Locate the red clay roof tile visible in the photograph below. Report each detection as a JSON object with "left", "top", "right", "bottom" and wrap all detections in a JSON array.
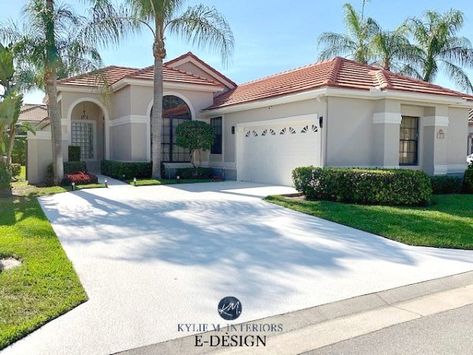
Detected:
[
  {"left": 58, "top": 63, "right": 222, "bottom": 88},
  {"left": 209, "top": 57, "right": 473, "bottom": 109}
]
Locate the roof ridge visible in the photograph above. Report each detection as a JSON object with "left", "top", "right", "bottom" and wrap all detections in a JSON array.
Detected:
[
  {"left": 237, "top": 58, "right": 336, "bottom": 87},
  {"left": 125, "top": 63, "right": 221, "bottom": 86}
]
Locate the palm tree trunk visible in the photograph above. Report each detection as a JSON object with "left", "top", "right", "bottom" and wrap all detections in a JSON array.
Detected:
[
  {"left": 45, "top": 72, "right": 64, "bottom": 185},
  {"left": 45, "top": 0, "right": 63, "bottom": 185},
  {"left": 151, "top": 22, "right": 165, "bottom": 178}
]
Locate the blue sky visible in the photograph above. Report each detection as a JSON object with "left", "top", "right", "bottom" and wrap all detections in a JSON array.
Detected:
[{"left": 2, "top": 0, "right": 473, "bottom": 103}]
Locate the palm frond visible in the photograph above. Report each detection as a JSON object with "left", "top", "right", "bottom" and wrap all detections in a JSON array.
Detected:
[
  {"left": 442, "top": 60, "right": 473, "bottom": 92},
  {"left": 166, "top": 4, "right": 234, "bottom": 64}
]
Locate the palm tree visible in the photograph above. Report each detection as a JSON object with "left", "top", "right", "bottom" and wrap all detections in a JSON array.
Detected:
[
  {"left": 404, "top": 9, "right": 473, "bottom": 92},
  {"left": 1, "top": 0, "right": 129, "bottom": 185},
  {"left": 125, "top": 0, "right": 234, "bottom": 178},
  {"left": 317, "top": 3, "right": 377, "bottom": 64},
  {"left": 0, "top": 44, "right": 23, "bottom": 168},
  {"left": 370, "top": 22, "right": 423, "bottom": 71}
]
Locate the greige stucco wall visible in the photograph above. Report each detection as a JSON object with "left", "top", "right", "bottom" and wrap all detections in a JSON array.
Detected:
[
  {"left": 326, "top": 97, "right": 374, "bottom": 166},
  {"left": 448, "top": 107, "right": 469, "bottom": 166}
]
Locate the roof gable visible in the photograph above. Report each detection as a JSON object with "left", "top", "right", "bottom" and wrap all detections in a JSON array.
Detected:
[{"left": 165, "top": 52, "right": 237, "bottom": 89}]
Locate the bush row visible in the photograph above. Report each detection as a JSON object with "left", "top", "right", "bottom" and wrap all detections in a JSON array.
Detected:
[
  {"left": 293, "top": 167, "right": 432, "bottom": 206},
  {"left": 101, "top": 160, "right": 152, "bottom": 180}
]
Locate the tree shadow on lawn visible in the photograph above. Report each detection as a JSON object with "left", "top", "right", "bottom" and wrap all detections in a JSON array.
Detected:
[{"left": 36, "top": 189, "right": 446, "bottom": 299}]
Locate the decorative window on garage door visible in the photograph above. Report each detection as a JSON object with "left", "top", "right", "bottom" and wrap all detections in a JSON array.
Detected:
[{"left": 244, "top": 123, "right": 319, "bottom": 138}]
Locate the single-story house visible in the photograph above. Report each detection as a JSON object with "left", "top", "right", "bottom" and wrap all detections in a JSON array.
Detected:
[{"left": 27, "top": 52, "right": 473, "bottom": 185}]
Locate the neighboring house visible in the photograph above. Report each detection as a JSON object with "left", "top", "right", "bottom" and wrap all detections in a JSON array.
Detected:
[
  {"left": 468, "top": 110, "right": 473, "bottom": 155},
  {"left": 27, "top": 53, "right": 473, "bottom": 185},
  {"left": 18, "top": 104, "right": 48, "bottom": 128}
]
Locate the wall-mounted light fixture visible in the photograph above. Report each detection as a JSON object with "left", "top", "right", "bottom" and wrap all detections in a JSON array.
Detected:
[
  {"left": 231, "top": 126, "right": 235, "bottom": 135},
  {"left": 437, "top": 129, "right": 445, "bottom": 140},
  {"left": 81, "top": 103, "right": 89, "bottom": 120},
  {"left": 319, "top": 116, "right": 324, "bottom": 128}
]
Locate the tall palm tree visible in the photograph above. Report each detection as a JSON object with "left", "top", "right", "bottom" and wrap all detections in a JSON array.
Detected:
[
  {"left": 317, "top": 3, "right": 377, "bottom": 64},
  {"left": 370, "top": 22, "right": 423, "bottom": 71},
  {"left": 404, "top": 9, "right": 473, "bottom": 92},
  {"left": 126, "top": 0, "right": 234, "bottom": 178},
  {"left": 1, "top": 0, "right": 129, "bottom": 184}
]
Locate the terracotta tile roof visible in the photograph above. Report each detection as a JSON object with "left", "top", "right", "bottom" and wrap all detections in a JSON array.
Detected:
[
  {"left": 58, "top": 66, "right": 139, "bottom": 87},
  {"left": 165, "top": 51, "right": 237, "bottom": 88},
  {"left": 19, "top": 104, "right": 48, "bottom": 122},
  {"left": 209, "top": 57, "right": 473, "bottom": 109},
  {"left": 58, "top": 63, "right": 222, "bottom": 88},
  {"left": 125, "top": 65, "right": 222, "bottom": 87}
]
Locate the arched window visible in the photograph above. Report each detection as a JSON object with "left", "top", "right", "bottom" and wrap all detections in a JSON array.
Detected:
[{"left": 151, "top": 95, "right": 192, "bottom": 162}]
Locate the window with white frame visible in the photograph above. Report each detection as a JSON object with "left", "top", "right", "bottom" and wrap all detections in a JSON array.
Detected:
[{"left": 71, "top": 121, "right": 95, "bottom": 160}]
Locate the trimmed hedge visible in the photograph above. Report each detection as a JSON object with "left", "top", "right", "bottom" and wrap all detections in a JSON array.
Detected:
[
  {"left": 175, "top": 167, "right": 213, "bottom": 179},
  {"left": 101, "top": 160, "right": 152, "bottom": 180},
  {"left": 293, "top": 167, "right": 432, "bottom": 206},
  {"left": 430, "top": 175, "right": 463, "bottom": 194},
  {"left": 464, "top": 166, "right": 473, "bottom": 194},
  {"left": 68, "top": 146, "right": 81, "bottom": 162},
  {"left": 47, "top": 161, "right": 88, "bottom": 184}
]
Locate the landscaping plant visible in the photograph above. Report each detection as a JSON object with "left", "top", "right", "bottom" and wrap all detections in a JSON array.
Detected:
[
  {"left": 293, "top": 167, "right": 432, "bottom": 206},
  {"left": 175, "top": 120, "right": 214, "bottom": 175}
]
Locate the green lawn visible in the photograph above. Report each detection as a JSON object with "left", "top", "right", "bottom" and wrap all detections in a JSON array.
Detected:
[
  {"left": 0, "top": 169, "right": 96, "bottom": 349},
  {"left": 128, "top": 178, "right": 214, "bottom": 186},
  {"left": 265, "top": 194, "right": 473, "bottom": 249}
]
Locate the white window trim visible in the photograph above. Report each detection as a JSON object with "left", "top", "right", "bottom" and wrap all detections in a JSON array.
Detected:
[{"left": 71, "top": 119, "right": 97, "bottom": 161}]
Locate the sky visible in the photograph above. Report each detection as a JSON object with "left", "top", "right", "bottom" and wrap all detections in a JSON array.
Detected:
[{"left": 1, "top": 0, "right": 473, "bottom": 103}]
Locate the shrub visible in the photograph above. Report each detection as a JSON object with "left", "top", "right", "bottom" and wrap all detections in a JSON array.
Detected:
[
  {"left": 464, "top": 166, "right": 473, "bottom": 194},
  {"left": 430, "top": 175, "right": 463, "bottom": 194},
  {"left": 12, "top": 136, "right": 26, "bottom": 165},
  {"left": 101, "top": 160, "right": 152, "bottom": 180},
  {"left": 47, "top": 161, "right": 87, "bottom": 183},
  {"left": 63, "top": 171, "right": 98, "bottom": 185},
  {"left": 10, "top": 163, "right": 21, "bottom": 177},
  {"left": 0, "top": 163, "right": 12, "bottom": 191},
  {"left": 175, "top": 167, "right": 213, "bottom": 179},
  {"left": 293, "top": 167, "right": 432, "bottom": 206},
  {"left": 175, "top": 121, "right": 214, "bottom": 170},
  {"left": 68, "top": 146, "right": 81, "bottom": 162}
]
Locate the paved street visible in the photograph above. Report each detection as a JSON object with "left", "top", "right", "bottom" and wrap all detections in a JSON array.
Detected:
[{"left": 306, "top": 304, "right": 473, "bottom": 355}]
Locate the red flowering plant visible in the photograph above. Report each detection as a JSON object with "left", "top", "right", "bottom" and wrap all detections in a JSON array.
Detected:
[{"left": 63, "top": 171, "right": 98, "bottom": 186}]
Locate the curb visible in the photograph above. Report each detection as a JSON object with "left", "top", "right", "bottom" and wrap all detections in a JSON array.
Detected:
[{"left": 116, "top": 271, "right": 473, "bottom": 355}]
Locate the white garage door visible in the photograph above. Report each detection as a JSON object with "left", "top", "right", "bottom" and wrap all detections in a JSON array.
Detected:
[{"left": 237, "top": 115, "right": 321, "bottom": 186}]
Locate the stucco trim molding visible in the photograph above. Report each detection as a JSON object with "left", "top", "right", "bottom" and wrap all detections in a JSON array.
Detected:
[
  {"left": 373, "top": 112, "right": 402, "bottom": 124},
  {"left": 109, "top": 115, "right": 149, "bottom": 127},
  {"left": 423, "top": 116, "right": 449, "bottom": 127}
]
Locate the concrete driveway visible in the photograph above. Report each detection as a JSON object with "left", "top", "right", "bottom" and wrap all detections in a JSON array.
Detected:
[{"left": 4, "top": 181, "right": 473, "bottom": 355}]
